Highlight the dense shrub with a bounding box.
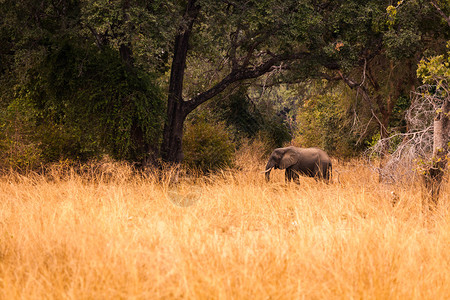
[295,91,359,158]
[215,89,262,139]
[183,117,235,172]
[213,88,292,152]
[0,40,165,169]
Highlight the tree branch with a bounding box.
[430,0,450,27]
[184,52,310,112]
[337,71,389,136]
[86,25,107,50]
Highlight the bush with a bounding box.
[183,117,235,172]
[0,92,42,170]
[38,42,165,162]
[295,91,359,157]
[2,40,165,168]
[215,88,262,139]
[212,87,292,152]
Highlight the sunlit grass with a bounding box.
[0,156,448,299]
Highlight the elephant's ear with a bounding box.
[279,151,300,169]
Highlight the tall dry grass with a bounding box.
[0,153,449,299]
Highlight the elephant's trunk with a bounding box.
[264,161,275,181]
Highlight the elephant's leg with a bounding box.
[317,162,330,183]
[292,171,300,184]
[324,165,331,183]
[316,163,326,180]
[285,169,292,183]
[312,167,320,182]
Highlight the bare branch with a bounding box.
[367,84,448,183]
[337,71,389,136]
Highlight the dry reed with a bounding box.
[0,156,448,299]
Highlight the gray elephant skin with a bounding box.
[264,146,332,183]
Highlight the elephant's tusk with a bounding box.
[261,167,273,173]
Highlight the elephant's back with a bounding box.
[300,147,331,163]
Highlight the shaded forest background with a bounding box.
[0,0,449,171]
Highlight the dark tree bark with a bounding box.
[160,0,200,163]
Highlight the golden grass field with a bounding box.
[0,151,449,299]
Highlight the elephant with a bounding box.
[264,146,332,183]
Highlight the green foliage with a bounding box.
[48,42,163,162]
[260,118,292,150]
[182,116,235,172]
[212,87,292,151]
[386,4,398,29]
[384,29,421,60]
[0,0,169,168]
[295,86,359,157]
[390,95,410,130]
[80,0,175,72]
[0,95,42,170]
[215,89,262,139]
[416,40,450,166]
[417,41,450,86]
[317,1,388,72]
[5,40,164,165]
[384,0,447,60]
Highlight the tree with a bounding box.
[295,83,359,157]
[417,46,450,206]
[368,2,450,208]
[367,49,449,207]
[0,0,166,166]
[160,0,316,163]
[328,1,448,147]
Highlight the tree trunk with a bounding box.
[423,98,449,208]
[119,0,134,68]
[161,103,188,163]
[160,0,199,163]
